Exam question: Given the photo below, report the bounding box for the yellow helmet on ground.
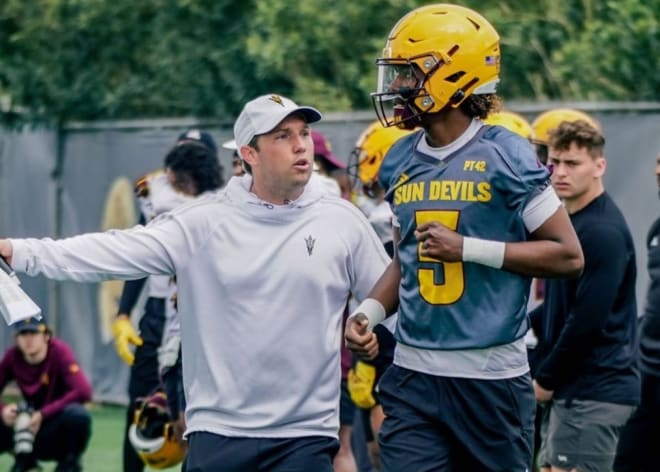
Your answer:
[128,391,185,469]
[532,108,601,145]
[372,3,500,128]
[350,121,416,193]
[484,111,533,139]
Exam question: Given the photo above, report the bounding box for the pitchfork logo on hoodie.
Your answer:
[304,235,316,256]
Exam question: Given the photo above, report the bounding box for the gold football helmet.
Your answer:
[349,121,416,197]
[532,108,601,146]
[128,391,185,469]
[531,108,601,163]
[484,111,533,140]
[372,4,500,128]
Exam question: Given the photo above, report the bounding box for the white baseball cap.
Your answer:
[233,94,322,149]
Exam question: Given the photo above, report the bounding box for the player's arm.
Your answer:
[416,186,583,278]
[345,227,401,359]
[501,205,583,277]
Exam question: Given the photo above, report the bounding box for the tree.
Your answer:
[0,0,657,125]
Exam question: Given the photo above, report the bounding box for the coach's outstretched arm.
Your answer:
[0,214,184,283]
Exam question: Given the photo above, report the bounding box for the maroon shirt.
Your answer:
[0,338,93,418]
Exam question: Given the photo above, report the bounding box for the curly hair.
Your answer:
[548,120,605,159]
[459,94,502,119]
[164,142,224,194]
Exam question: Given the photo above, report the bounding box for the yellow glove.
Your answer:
[111,316,143,366]
[347,361,377,409]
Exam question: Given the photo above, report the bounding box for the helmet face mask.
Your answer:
[372,58,438,129]
[372,4,500,129]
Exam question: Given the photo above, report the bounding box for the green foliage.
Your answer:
[0,0,657,125]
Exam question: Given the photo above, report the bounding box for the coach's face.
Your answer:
[243,114,314,204]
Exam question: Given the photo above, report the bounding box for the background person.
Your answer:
[534,120,639,472]
[613,153,660,472]
[0,317,92,472]
[111,129,222,472]
[346,4,583,471]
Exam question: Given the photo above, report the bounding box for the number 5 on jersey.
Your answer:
[415,210,464,305]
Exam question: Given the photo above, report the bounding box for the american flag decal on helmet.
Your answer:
[485,56,499,66]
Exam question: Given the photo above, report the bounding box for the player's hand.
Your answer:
[533,379,554,403]
[0,240,13,266]
[414,221,463,262]
[112,315,143,366]
[345,314,379,360]
[1,403,17,427]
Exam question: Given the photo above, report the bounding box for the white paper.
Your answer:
[0,269,42,325]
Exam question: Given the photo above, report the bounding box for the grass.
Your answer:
[0,403,180,472]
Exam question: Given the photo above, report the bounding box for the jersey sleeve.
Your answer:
[485,128,551,212]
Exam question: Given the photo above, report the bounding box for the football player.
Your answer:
[345,4,584,471]
[112,129,222,472]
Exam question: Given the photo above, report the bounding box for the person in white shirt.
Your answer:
[0,93,390,472]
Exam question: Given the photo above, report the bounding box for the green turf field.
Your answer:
[0,404,179,471]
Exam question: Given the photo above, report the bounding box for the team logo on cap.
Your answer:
[269,95,285,107]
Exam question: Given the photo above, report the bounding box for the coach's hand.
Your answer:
[112,315,143,366]
[345,314,379,360]
[415,221,463,261]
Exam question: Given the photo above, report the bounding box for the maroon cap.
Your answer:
[311,131,346,170]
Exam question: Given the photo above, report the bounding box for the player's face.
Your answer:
[549,142,604,203]
[16,331,49,363]
[248,115,313,203]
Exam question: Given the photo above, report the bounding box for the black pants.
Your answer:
[184,432,338,472]
[123,297,166,472]
[613,373,660,472]
[0,404,91,465]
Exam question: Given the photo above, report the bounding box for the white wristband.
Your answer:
[462,237,506,269]
[350,298,386,331]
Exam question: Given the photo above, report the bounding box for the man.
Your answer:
[534,120,639,472]
[613,153,660,472]
[0,93,390,472]
[345,4,584,471]
[111,129,223,472]
[0,317,92,472]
